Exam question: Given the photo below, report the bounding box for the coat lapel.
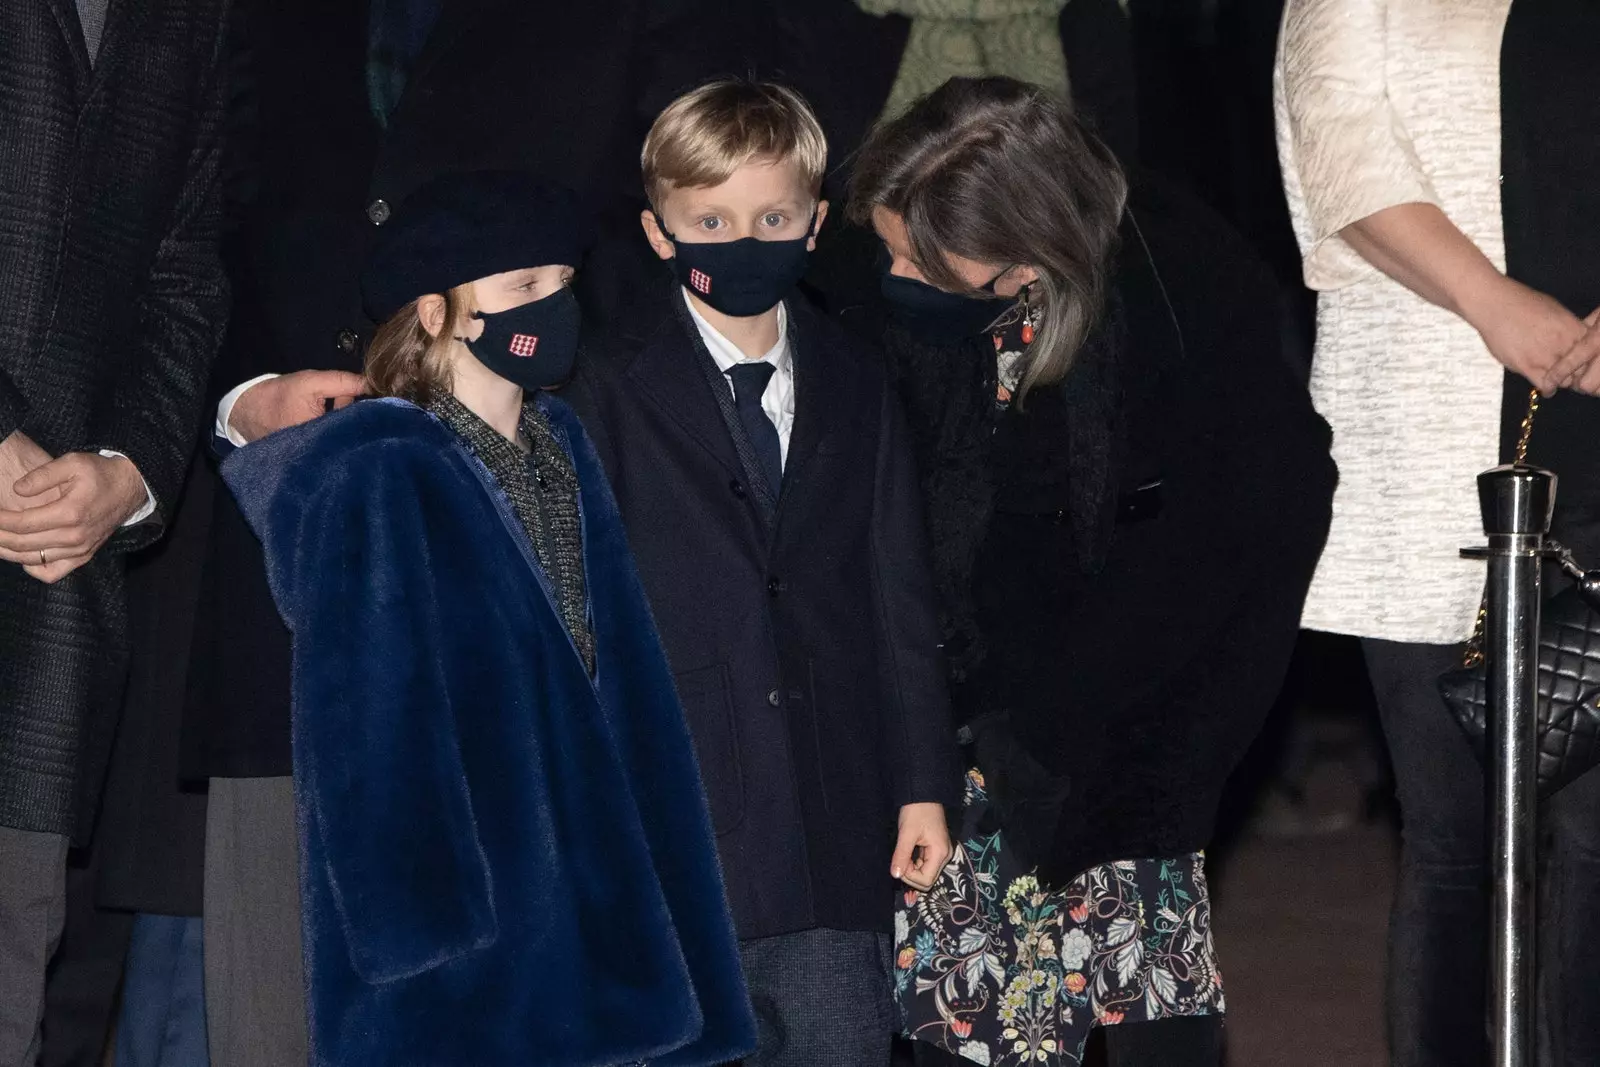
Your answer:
[777,301,836,497]
[625,324,748,487]
[432,411,594,675]
[398,0,494,108]
[82,0,152,104]
[43,0,93,94]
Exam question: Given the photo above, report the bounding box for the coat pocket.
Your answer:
[672,663,746,836]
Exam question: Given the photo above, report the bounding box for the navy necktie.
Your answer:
[725,362,782,498]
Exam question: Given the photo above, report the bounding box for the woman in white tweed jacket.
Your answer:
[1276,0,1600,1063]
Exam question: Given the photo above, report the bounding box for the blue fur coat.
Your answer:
[221,395,756,1067]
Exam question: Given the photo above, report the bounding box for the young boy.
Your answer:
[569,81,960,1065]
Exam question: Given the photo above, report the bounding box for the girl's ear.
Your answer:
[807,200,830,252]
[1004,265,1040,296]
[640,209,676,262]
[417,293,448,338]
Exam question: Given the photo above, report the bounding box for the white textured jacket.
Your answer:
[1275,0,1514,643]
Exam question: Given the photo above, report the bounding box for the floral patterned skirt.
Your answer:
[894,770,1225,1065]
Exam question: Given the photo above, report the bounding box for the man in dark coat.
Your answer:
[0,0,228,1061]
[181,3,767,1062]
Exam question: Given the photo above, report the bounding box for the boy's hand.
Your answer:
[891,802,952,891]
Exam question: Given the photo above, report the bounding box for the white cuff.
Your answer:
[97,451,157,526]
[216,373,282,447]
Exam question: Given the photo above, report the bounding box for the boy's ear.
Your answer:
[806,200,830,252]
[640,208,676,262]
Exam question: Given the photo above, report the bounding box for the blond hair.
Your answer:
[363,284,476,404]
[641,80,828,209]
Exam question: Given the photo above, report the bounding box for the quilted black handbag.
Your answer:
[1436,388,1600,799]
[1437,551,1600,799]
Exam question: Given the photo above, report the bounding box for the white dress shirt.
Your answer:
[101,451,156,526]
[684,291,795,468]
[216,372,281,448]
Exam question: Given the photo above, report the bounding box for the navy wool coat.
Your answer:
[221,396,755,1067]
[568,292,963,940]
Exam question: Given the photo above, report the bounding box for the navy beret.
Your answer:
[360,170,596,322]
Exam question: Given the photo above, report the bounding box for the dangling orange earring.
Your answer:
[1020,284,1036,345]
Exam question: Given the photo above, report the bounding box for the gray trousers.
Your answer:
[0,826,68,1067]
[735,928,896,1067]
[203,776,306,1067]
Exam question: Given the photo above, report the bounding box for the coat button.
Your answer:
[366,198,392,225]
[767,689,781,707]
[335,328,360,354]
[729,479,746,499]
[767,576,784,597]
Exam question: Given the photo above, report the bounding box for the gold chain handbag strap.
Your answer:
[1462,387,1542,668]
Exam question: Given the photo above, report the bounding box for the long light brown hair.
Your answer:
[363,284,475,404]
[850,77,1128,401]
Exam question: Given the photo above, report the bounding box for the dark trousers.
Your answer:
[40,850,133,1067]
[202,777,306,1067]
[735,928,894,1067]
[0,827,69,1067]
[1364,639,1600,1067]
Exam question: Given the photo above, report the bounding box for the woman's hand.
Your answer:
[1546,307,1600,395]
[1461,276,1589,395]
[1337,206,1585,395]
[891,802,953,891]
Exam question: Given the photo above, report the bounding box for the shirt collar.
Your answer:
[682,289,790,375]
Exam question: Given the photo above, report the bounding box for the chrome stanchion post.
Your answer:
[1476,464,1554,1067]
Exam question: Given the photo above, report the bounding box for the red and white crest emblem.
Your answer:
[508,333,539,357]
[689,268,712,295]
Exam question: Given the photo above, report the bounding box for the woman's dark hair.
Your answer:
[850,76,1128,399]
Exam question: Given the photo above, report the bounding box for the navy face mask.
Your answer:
[655,211,817,318]
[880,260,1017,342]
[456,286,581,391]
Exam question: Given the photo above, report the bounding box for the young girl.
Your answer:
[220,171,755,1067]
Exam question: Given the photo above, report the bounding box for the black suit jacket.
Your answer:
[566,289,960,938]
[182,0,764,778]
[0,0,228,839]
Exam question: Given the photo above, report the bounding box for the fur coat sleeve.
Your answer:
[234,424,497,984]
[220,397,756,1067]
